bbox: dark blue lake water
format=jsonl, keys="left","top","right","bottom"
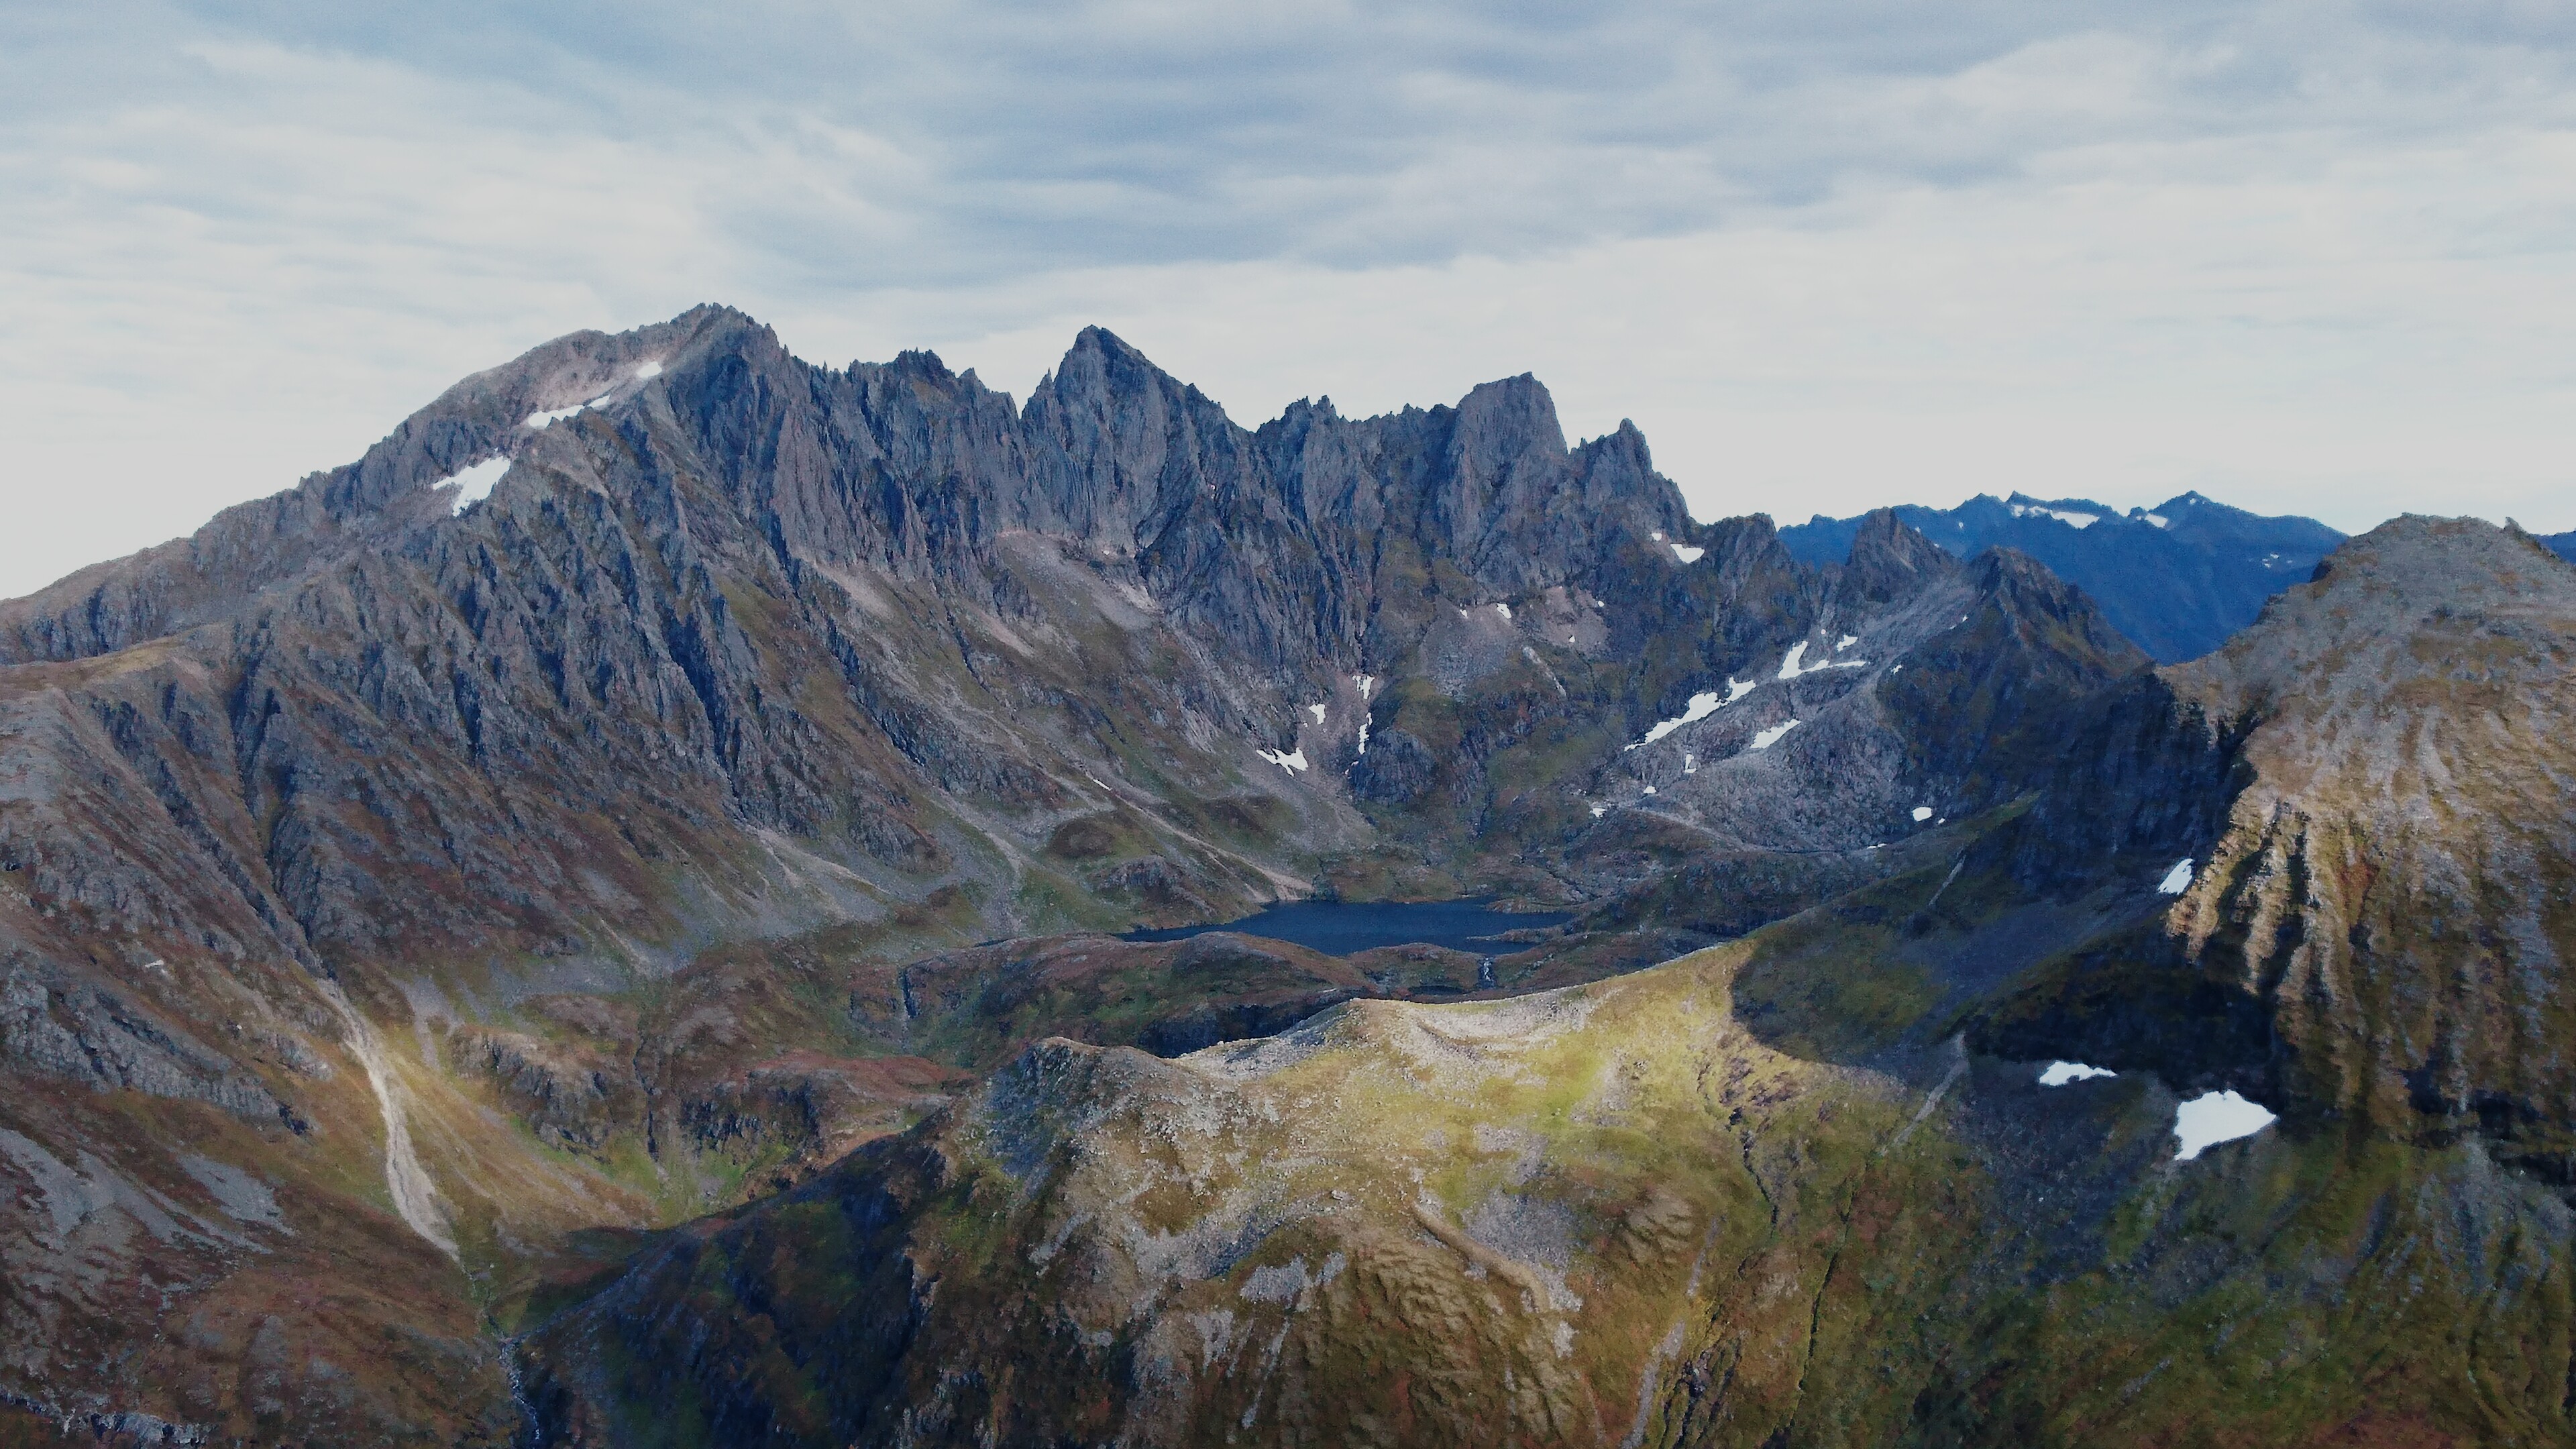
{"left": 1120, "top": 898, "right": 1570, "bottom": 957}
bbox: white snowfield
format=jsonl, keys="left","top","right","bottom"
{"left": 1627, "top": 677, "right": 1755, "bottom": 750}
{"left": 1837, "top": 635, "right": 1859, "bottom": 650}
{"left": 1256, "top": 745, "right": 1309, "bottom": 773}
{"left": 2008, "top": 502, "right": 2100, "bottom": 529}
{"left": 2142, "top": 512, "right": 2170, "bottom": 528}
{"left": 1307, "top": 703, "right": 1326, "bottom": 723}
{"left": 2173, "top": 1091, "right": 2277, "bottom": 1160}
{"left": 1778, "top": 642, "right": 1868, "bottom": 680}
{"left": 1750, "top": 720, "right": 1801, "bottom": 750}
{"left": 2157, "top": 858, "right": 2196, "bottom": 894}
{"left": 431, "top": 457, "right": 511, "bottom": 516}
{"left": 2039, "top": 1061, "right": 2116, "bottom": 1086}
{"left": 1670, "top": 543, "right": 1705, "bottom": 564}
{"left": 635, "top": 359, "right": 664, "bottom": 379}
{"left": 524, "top": 401, "right": 590, "bottom": 427}
{"left": 1911, "top": 806, "right": 1933, "bottom": 822}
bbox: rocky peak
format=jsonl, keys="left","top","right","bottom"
{"left": 1835, "top": 507, "right": 1955, "bottom": 607}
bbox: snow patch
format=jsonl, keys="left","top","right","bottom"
{"left": 2174, "top": 1091, "right": 2277, "bottom": 1160}
{"left": 1650, "top": 530, "right": 1665, "bottom": 541}
{"left": 1307, "top": 703, "right": 1326, "bottom": 724}
{"left": 431, "top": 456, "right": 511, "bottom": 516}
{"left": 1495, "top": 602, "right": 1512, "bottom": 619}
{"left": 1670, "top": 543, "right": 1705, "bottom": 564}
{"left": 1750, "top": 720, "right": 1801, "bottom": 750}
{"left": 1354, "top": 674, "right": 1375, "bottom": 700}
{"left": 635, "top": 359, "right": 663, "bottom": 379}
{"left": 1589, "top": 804, "right": 1606, "bottom": 818}
{"left": 1837, "top": 634, "right": 1859, "bottom": 650}
{"left": 2009, "top": 502, "right": 2100, "bottom": 529}
{"left": 523, "top": 403, "right": 586, "bottom": 428}
{"left": 1780, "top": 641, "right": 1868, "bottom": 678}
{"left": 1642, "top": 784, "right": 1656, "bottom": 795}
{"left": 2039, "top": 1061, "right": 2116, "bottom": 1086}
{"left": 2157, "top": 858, "right": 2196, "bottom": 894}
{"left": 2143, "top": 512, "right": 2169, "bottom": 528}
{"left": 1627, "top": 678, "right": 1754, "bottom": 749}
{"left": 1256, "top": 745, "right": 1310, "bottom": 773}
{"left": 1911, "top": 806, "right": 1933, "bottom": 822}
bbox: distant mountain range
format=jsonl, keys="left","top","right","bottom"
{"left": 2547, "top": 529, "right": 2576, "bottom": 565}
{"left": 1778, "top": 490, "right": 2347, "bottom": 661}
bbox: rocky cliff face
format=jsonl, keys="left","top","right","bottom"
{"left": 1977, "top": 520, "right": 2576, "bottom": 1168}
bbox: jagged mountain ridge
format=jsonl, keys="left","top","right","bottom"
{"left": 0, "top": 307, "right": 2178, "bottom": 1443}
{"left": 1778, "top": 489, "right": 2345, "bottom": 662}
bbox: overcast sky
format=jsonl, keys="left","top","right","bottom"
{"left": 5, "top": 1, "right": 2575, "bottom": 598}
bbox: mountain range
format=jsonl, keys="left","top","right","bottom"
{"left": 1776, "top": 491, "right": 2347, "bottom": 662}
{"left": 3, "top": 307, "right": 2572, "bottom": 1448}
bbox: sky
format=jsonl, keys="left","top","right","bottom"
{"left": 5, "top": 0, "right": 2575, "bottom": 599}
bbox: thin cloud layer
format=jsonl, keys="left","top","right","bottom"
{"left": 3, "top": 0, "right": 2573, "bottom": 596}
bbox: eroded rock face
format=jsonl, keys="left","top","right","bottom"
{"left": 1980, "top": 519, "right": 2576, "bottom": 1165}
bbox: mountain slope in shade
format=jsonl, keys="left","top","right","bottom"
{"left": 525, "top": 517, "right": 2576, "bottom": 1448}
{"left": 2544, "top": 528, "right": 2576, "bottom": 565}
{"left": 1778, "top": 490, "right": 2345, "bottom": 662}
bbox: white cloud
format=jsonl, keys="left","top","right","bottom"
{"left": 3, "top": 0, "right": 2575, "bottom": 598}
